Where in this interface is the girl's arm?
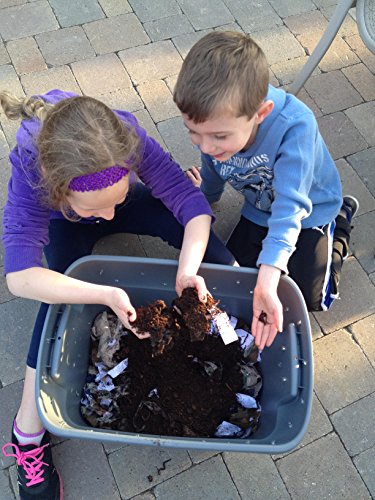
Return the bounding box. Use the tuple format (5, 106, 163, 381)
(6, 267, 149, 336)
(175, 214, 211, 301)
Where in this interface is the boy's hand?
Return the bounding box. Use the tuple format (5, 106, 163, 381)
(175, 273, 208, 303)
(186, 166, 202, 188)
(251, 264, 283, 350)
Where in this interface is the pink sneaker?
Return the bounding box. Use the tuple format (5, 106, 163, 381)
(2, 431, 63, 499)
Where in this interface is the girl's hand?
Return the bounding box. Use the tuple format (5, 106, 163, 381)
(175, 273, 209, 302)
(251, 264, 283, 350)
(106, 287, 150, 339)
(186, 166, 202, 188)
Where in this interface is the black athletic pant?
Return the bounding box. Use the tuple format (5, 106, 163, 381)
(226, 214, 352, 311)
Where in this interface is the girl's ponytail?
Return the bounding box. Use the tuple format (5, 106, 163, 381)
(0, 91, 50, 121)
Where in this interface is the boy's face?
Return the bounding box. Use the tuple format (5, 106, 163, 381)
(182, 111, 258, 162)
(182, 101, 273, 162)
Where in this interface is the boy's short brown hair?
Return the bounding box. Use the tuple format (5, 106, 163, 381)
(174, 31, 269, 123)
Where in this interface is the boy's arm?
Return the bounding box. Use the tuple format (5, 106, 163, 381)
(253, 114, 321, 347)
(200, 154, 226, 204)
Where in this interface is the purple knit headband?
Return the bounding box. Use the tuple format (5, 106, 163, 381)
(68, 165, 129, 192)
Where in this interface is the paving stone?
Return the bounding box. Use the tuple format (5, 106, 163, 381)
(354, 446, 375, 498)
(157, 116, 200, 169)
(350, 314, 375, 369)
(132, 493, 156, 500)
(209, 184, 243, 243)
(172, 29, 212, 59)
(154, 455, 240, 499)
(346, 101, 375, 147)
(108, 445, 191, 498)
(345, 34, 375, 74)
(317, 111, 368, 160)
(133, 109, 167, 149)
(71, 54, 132, 96)
(138, 80, 179, 122)
(0, 155, 11, 212)
(342, 63, 375, 102)
(321, 5, 358, 38)
(295, 88, 323, 118)
(347, 147, 375, 197)
(332, 393, 375, 457)
(6, 37, 46, 75)
(0, 1, 58, 41)
(274, 392, 332, 459)
(284, 9, 328, 36)
(269, 69, 280, 88)
(309, 313, 323, 340)
(0, 298, 39, 385)
(0, 270, 13, 303)
(251, 27, 305, 66)
(93, 233, 146, 257)
(119, 40, 183, 86)
(0, 468, 15, 499)
(83, 13, 149, 54)
(223, 452, 290, 499)
(165, 74, 178, 94)
(129, 0, 181, 22)
(98, 0, 132, 16)
(0, 380, 23, 469)
(0, 0, 24, 7)
(53, 440, 121, 499)
(268, 0, 316, 18)
(36, 27, 95, 66)
(144, 14, 194, 42)
(224, 0, 283, 33)
(371, 272, 375, 287)
(336, 159, 375, 216)
(187, 449, 218, 464)
(91, 87, 143, 113)
(314, 258, 375, 334)
(0, 114, 19, 148)
(0, 64, 24, 97)
(349, 212, 375, 275)
(313, 329, 375, 414)
(178, 0, 234, 30)
(277, 433, 371, 499)
(139, 235, 180, 260)
(0, 129, 8, 160)
(0, 39, 10, 65)
(305, 71, 363, 115)
(49, 0, 104, 28)
(214, 22, 244, 33)
(271, 56, 320, 86)
(285, 10, 360, 71)
(21, 65, 81, 96)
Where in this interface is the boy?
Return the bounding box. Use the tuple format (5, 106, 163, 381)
(173, 31, 358, 350)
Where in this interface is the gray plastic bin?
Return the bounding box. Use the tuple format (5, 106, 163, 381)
(36, 256, 313, 454)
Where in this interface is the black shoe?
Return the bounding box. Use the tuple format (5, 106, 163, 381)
(2, 431, 63, 499)
(342, 195, 359, 223)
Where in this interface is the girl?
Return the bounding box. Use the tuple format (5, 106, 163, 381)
(0, 89, 234, 499)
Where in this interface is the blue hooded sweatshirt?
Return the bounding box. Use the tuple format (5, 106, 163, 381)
(200, 85, 342, 273)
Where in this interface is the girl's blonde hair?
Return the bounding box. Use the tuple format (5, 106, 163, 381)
(174, 31, 269, 122)
(0, 91, 140, 210)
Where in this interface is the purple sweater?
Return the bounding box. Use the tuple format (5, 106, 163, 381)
(2, 89, 213, 275)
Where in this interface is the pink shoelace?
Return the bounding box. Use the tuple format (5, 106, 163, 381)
(2, 442, 50, 487)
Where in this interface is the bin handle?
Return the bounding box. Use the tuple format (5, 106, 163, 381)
(45, 306, 68, 376)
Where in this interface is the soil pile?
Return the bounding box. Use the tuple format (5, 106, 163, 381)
(81, 288, 262, 438)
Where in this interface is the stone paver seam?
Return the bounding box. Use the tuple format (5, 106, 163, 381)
(347, 324, 375, 368)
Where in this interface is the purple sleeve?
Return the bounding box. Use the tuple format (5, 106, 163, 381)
(2, 146, 50, 275)
(134, 126, 215, 226)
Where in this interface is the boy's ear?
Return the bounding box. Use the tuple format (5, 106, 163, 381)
(255, 100, 274, 124)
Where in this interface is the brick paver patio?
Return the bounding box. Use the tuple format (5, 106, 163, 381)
(0, 1, 374, 499)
